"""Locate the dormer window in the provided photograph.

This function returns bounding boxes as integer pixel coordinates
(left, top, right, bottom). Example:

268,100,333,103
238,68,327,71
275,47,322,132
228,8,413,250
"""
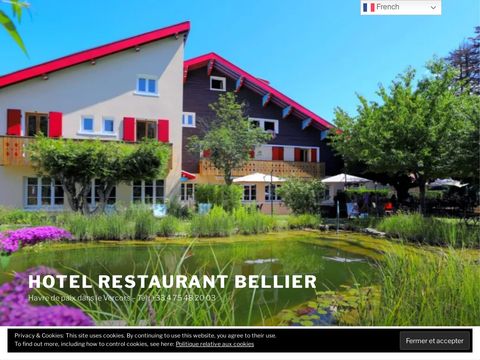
210,76,226,91
135,75,158,96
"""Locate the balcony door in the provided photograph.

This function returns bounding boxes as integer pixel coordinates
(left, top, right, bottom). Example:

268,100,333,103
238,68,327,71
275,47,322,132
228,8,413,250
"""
136,120,156,141
26,113,48,137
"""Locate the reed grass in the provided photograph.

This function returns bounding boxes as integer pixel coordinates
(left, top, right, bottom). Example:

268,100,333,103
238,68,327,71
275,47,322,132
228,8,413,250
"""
156,216,181,237
287,214,321,229
357,246,480,326
377,213,479,248
189,206,235,237
232,206,274,235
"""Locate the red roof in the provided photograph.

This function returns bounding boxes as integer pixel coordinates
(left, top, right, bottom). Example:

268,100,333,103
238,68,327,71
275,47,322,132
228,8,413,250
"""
0,21,190,89
184,52,334,130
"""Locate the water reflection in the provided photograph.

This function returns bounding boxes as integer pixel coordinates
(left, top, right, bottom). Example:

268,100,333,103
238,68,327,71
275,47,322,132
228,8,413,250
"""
1,239,375,324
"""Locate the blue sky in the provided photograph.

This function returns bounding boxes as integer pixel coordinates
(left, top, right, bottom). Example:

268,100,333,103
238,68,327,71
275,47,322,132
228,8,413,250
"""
0,0,478,122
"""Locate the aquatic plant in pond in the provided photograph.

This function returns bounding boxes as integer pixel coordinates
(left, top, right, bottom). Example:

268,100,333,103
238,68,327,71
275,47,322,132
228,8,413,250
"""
0,226,72,255
0,266,93,326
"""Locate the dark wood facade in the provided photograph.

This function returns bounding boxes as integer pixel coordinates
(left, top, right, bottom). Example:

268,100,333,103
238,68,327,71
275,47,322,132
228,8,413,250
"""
182,67,342,176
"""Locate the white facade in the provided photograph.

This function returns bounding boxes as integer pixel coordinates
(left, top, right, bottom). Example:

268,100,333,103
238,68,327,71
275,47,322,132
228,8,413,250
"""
0,35,185,209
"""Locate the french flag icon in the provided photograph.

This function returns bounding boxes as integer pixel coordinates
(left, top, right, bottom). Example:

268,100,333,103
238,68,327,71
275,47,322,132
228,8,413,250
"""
363,3,375,12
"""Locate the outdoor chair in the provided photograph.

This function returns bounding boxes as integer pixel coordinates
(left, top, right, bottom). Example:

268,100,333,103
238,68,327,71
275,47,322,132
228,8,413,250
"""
198,203,212,214
347,202,360,218
384,202,394,216
153,204,167,218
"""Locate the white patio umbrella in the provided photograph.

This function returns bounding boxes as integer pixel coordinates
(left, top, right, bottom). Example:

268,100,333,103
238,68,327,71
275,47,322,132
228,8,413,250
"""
428,178,468,188
233,172,286,183
321,173,371,184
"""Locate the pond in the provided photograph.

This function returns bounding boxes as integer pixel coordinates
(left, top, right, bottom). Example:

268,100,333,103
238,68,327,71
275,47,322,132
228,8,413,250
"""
1,232,377,325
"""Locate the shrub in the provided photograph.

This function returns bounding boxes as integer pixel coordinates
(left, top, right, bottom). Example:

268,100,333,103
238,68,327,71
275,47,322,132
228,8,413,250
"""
345,186,389,197
195,184,242,212
232,206,274,234
189,206,234,237
287,214,321,229
277,178,325,215
156,216,181,237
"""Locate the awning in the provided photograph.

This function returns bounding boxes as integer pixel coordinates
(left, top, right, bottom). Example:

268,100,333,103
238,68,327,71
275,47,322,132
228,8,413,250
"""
181,170,196,181
321,173,371,184
233,172,286,183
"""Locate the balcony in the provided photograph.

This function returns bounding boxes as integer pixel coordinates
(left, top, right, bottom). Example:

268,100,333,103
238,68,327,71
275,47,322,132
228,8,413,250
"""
0,135,173,169
199,159,325,178
0,136,32,166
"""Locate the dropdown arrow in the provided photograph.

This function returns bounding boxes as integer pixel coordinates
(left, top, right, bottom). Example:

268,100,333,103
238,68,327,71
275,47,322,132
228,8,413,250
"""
431,6,436,9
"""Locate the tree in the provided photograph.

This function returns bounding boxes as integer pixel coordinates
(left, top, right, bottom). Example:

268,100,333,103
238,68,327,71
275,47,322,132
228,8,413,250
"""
446,26,480,94
1,0,29,54
28,136,170,214
277,178,325,215
188,92,271,185
330,60,477,213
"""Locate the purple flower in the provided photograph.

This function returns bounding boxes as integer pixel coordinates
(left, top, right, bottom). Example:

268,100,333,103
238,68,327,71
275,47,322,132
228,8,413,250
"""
0,266,93,326
0,226,72,255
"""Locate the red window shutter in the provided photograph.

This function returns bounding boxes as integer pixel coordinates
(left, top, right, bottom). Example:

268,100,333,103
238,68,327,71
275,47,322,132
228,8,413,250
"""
123,117,135,142
272,146,284,161
311,148,317,162
48,112,62,138
6,109,21,136
294,148,302,162
203,149,211,158
157,119,169,143
249,149,255,159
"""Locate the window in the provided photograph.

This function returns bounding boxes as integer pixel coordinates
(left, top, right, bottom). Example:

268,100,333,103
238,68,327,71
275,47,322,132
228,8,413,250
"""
86,180,116,206
182,112,196,128
133,180,164,205
264,121,275,132
136,75,158,96
210,76,226,91
25,177,63,208
103,118,115,133
180,183,195,201
81,116,94,132
136,120,156,141
249,118,279,134
243,185,256,201
26,113,48,136
265,184,282,201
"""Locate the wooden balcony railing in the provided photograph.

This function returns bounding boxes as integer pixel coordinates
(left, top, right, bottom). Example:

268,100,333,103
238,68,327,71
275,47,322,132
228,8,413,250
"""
199,159,325,178
0,135,173,169
0,136,33,166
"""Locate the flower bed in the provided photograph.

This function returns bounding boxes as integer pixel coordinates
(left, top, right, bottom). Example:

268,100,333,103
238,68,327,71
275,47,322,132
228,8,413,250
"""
0,226,72,255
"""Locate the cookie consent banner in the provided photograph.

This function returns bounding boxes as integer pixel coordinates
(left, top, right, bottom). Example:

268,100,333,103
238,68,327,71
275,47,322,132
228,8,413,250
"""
8,329,472,353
